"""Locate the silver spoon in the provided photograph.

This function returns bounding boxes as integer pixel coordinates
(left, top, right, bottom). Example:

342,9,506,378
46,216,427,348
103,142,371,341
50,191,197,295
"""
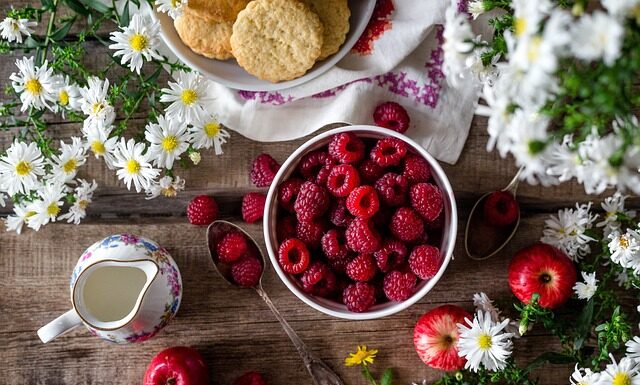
206,220,344,385
464,167,524,260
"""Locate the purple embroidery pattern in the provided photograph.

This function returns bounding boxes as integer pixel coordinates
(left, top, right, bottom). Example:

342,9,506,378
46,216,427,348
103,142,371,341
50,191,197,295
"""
238,90,294,105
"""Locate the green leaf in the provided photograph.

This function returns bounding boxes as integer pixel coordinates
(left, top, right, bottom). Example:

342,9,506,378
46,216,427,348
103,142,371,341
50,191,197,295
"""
573,297,595,350
50,18,76,41
80,0,112,13
120,1,130,26
524,352,574,375
41,0,55,9
380,368,393,385
63,0,90,15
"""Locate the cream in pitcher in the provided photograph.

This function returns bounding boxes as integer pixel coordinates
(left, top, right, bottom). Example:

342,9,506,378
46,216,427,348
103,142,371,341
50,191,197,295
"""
37,234,182,344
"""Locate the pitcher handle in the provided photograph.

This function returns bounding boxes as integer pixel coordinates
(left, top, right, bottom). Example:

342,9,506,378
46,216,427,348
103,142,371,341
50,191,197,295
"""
37,309,83,343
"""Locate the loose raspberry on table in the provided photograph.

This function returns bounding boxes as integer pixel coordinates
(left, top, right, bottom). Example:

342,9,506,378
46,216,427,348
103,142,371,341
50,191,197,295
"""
294,181,330,222
298,150,329,181
374,172,408,207
250,153,280,187
216,230,248,264
346,185,380,218
278,178,304,213
402,153,431,184
276,215,297,242
409,183,443,222
242,192,266,224
370,137,407,167
409,245,441,279
232,371,267,385
328,132,366,164
186,195,219,225
346,253,377,282
329,198,353,227
483,190,519,227
326,164,361,197
296,219,326,247
374,238,408,272
321,229,349,260
345,217,382,254
301,261,337,297
231,257,263,287
390,207,424,242
278,238,311,274
383,270,417,301
373,101,410,134
342,282,376,312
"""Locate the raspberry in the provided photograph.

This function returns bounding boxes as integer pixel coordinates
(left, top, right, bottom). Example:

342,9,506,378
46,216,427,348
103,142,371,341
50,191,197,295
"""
328,132,366,164
402,153,431,184
346,185,380,218
374,239,408,272
358,159,385,184
342,282,376,312
301,262,337,297
346,254,377,282
383,270,417,301
242,192,266,223
217,230,248,264
425,212,444,230
329,198,352,227
186,195,219,225
316,157,337,186
374,172,408,207
409,245,441,279
326,164,361,197
278,238,311,274
233,372,267,385
483,191,519,227
373,101,410,133
250,153,280,187
390,207,424,242
298,150,328,181
231,257,263,287
370,137,407,167
294,181,330,222
278,178,304,213
296,219,326,247
276,215,297,242
409,183,443,222
345,217,382,253
328,255,351,274
321,229,349,260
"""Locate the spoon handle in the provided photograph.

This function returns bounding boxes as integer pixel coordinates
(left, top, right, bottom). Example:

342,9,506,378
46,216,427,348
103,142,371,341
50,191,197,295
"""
503,166,525,196
255,286,344,385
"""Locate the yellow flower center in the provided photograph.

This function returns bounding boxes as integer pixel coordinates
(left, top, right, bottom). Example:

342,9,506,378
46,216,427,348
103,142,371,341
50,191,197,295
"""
527,36,542,62
515,17,527,37
181,89,198,105
162,186,177,198
171,0,179,7
126,159,141,174
204,121,220,138
477,333,492,350
620,236,630,249
47,203,60,217
15,160,32,176
10,20,19,31
25,210,36,218
25,78,43,95
78,199,89,209
161,135,179,152
91,140,106,155
59,90,69,106
62,159,77,173
92,102,105,115
129,33,148,52
613,372,631,385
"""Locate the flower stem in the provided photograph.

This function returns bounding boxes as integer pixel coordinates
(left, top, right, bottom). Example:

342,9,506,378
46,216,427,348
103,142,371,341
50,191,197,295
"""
362,365,378,385
41,0,60,65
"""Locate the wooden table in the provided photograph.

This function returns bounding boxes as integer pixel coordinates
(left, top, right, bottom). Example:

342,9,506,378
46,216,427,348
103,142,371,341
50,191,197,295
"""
0,6,621,384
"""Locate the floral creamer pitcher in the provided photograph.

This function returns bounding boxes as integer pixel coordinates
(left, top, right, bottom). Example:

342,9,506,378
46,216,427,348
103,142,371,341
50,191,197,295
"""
37,234,182,344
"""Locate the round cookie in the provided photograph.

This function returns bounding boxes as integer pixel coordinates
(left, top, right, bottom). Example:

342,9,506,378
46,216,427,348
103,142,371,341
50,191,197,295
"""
301,0,351,60
184,0,251,23
175,13,233,60
230,0,324,83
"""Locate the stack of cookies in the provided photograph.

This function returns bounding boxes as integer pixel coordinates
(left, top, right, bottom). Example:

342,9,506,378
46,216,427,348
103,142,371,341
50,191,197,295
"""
174,0,351,83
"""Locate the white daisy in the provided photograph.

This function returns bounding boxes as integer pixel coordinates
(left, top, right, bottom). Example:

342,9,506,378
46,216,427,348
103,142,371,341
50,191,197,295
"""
541,203,597,261
598,355,640,385
473,292,500,322
112,138,160,193
155,0,187,19
597,192,637,237
189,113,230,154
0,140,46,195
0,191,6,207
0,17,36,43
573,271,598,300
457,311,513,372
571,11,624,66
9,57,56,112
511,0,552,38
79,77,116,127
59,179,97,225
26,181,67,231
442,1,477,87
82,119,118,169
615,269,630,287
602,0,640,18
545,135,583,183
467,0,486,19
189,151,201,165
576,132,624,195
4,203,33,234
626,336,640,362
48,137,88,183
476,77,515,157
144,115,190,169
145,175,185,199
160,70,213,124
109,14,162,75
570,364,599,385
608,229,640,270
52,75,81,113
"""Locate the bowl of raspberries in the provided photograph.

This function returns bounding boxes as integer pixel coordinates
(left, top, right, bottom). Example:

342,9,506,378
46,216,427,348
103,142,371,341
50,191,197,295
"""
263,126,457,320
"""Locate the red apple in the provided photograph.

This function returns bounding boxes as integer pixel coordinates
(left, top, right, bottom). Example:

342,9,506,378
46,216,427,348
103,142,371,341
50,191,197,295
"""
508,243,576,309
414,305,471,371
143,347,209,385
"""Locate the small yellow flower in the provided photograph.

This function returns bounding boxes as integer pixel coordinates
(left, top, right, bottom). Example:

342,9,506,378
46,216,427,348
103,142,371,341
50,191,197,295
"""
345,345,378,367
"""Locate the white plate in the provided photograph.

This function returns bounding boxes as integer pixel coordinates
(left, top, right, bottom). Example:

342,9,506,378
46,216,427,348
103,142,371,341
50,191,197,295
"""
154,0,376,92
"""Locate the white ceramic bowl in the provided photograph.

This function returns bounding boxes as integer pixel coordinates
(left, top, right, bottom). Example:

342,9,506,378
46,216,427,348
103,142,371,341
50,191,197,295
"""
263,126,458,320
153,0,376,91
